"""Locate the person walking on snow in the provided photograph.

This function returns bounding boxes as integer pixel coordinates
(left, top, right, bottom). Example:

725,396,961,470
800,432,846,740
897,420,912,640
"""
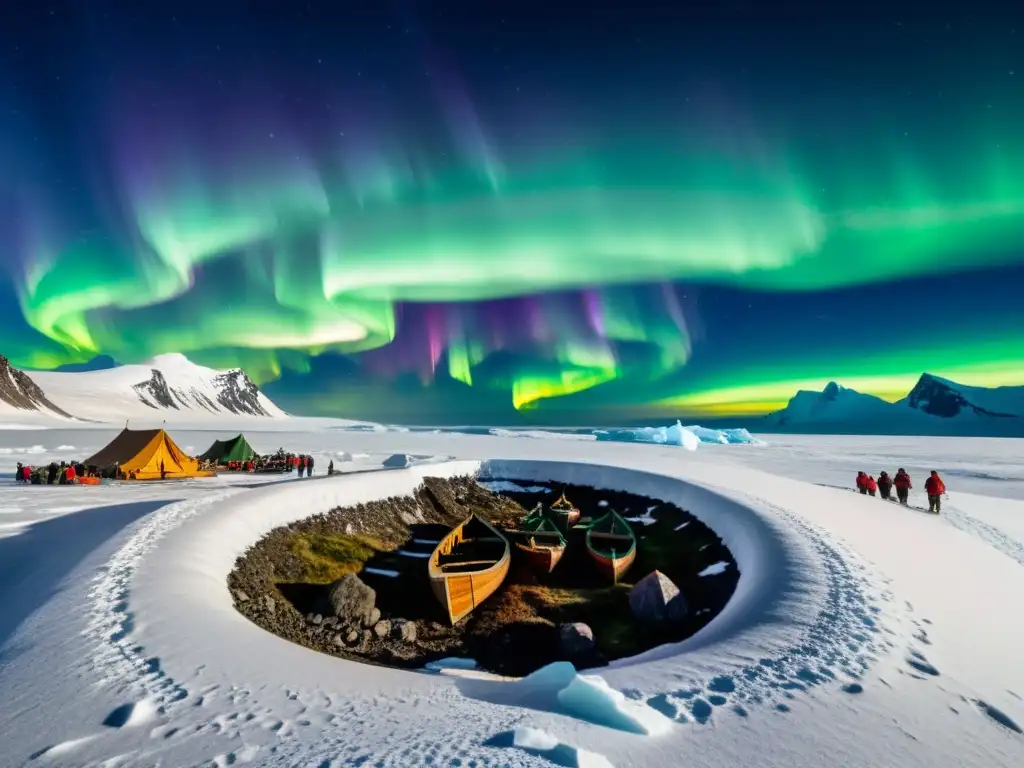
297,456,305,478
866,475,878,497
856,471,869,494
64,463,77,484
307,455,315,476
924,470,946,514
877,471,893,500
893,468,912,505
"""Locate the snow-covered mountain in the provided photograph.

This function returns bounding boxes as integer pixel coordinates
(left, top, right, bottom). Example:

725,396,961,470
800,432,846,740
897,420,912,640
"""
766,375,1024,436
901,373,1024,419
27,353,288,422
0,355,73,419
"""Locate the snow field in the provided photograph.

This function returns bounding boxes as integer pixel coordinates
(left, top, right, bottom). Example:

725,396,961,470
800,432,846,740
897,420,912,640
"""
0,433,1023,767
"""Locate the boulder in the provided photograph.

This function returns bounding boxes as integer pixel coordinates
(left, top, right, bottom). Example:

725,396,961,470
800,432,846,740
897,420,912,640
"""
333,633,345,647
311,614,323,626
327,574,377,626
346,630,360,644
392,620,418,643
263,595,276,614
558,622,595,656
629,570,688,624
233,589,250,603
374,620,392,638
364,607,381,628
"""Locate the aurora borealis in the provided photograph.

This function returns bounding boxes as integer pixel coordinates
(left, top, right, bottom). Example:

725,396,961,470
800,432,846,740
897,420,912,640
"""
2,4,1024,425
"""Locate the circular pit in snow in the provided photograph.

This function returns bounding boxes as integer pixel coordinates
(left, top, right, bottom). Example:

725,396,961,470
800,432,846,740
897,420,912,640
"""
227,459,740,676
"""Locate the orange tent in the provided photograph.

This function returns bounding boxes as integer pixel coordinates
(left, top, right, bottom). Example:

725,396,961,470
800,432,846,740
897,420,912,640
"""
84,428,212,480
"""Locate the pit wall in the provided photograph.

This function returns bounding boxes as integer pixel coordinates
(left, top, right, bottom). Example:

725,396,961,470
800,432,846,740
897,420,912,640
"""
133,458,801,695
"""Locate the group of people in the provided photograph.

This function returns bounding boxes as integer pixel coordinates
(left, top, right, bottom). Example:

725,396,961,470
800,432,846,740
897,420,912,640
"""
855,468,947,513
204,451,320,477
15,460,92,485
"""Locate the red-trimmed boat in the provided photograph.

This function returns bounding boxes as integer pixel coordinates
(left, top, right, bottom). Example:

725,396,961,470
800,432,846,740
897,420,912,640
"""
511,507,567,574
586,508,637,583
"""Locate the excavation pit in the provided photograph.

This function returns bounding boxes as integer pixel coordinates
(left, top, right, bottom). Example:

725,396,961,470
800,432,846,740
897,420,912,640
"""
228,472,739,676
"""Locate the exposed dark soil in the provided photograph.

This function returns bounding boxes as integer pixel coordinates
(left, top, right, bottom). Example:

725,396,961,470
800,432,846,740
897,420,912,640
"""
228,475,739,676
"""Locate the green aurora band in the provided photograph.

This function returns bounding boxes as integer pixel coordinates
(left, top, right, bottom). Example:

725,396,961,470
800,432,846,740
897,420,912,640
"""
10,122,1024,416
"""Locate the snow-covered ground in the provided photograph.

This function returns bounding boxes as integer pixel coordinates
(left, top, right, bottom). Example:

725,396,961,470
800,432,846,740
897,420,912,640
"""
1,428,1023,767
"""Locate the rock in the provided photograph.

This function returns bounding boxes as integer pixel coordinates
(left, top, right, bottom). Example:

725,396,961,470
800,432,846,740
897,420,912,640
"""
323,616,338,628
327,574,377,626
263,595,276,614
362,629,372,645
392,620,417,643
233,589,250,603
374,620,392,638
628,570,688,624
558,622,595,656
333,633,345,647
346,630,360,644
311,614,323,625
364,607,381,628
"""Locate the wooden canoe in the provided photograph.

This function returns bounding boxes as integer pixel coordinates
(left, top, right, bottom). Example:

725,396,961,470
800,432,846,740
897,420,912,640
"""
428,514,510,625
586,508,637,583
511,508,567,574
549,491,581,528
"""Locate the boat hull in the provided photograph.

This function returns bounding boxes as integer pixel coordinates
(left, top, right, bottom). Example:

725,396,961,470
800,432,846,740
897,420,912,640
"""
585,509,638,582
429,516,511,624
587,546,636,582
515,540,566,574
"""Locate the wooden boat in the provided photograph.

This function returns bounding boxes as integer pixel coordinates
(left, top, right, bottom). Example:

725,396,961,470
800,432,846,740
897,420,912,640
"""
549,491,581,528
586,509,637,583
428,514,511,625
510,507,567,574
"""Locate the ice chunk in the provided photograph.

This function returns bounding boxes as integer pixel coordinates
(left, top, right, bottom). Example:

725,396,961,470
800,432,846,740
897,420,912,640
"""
513,726,559,751
557,673,674,736
698,561,730,577
424,657,478,672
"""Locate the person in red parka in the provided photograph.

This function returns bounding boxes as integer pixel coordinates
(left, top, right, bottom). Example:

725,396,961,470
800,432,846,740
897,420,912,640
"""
893,468,912,505
65,464,77,484
866,475,878,497
856,471,869,494
924,470,946,514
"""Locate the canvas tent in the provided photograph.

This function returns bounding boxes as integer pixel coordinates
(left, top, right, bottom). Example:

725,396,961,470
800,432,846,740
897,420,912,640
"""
84,428,209,480
199,434,256,464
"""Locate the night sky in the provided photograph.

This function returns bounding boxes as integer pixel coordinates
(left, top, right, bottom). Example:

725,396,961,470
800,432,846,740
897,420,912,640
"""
2,2,1023,425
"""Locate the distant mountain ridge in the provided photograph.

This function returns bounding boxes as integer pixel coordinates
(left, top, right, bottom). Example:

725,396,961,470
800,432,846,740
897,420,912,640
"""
2,353,287,423
766,373,1024,436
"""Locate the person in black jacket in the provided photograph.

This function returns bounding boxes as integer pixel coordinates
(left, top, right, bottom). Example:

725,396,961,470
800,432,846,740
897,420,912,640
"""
306,455,315,477
877,471,893,500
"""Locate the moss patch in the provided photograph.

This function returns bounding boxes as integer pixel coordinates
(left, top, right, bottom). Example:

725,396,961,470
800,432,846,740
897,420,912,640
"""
286,533,386,584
